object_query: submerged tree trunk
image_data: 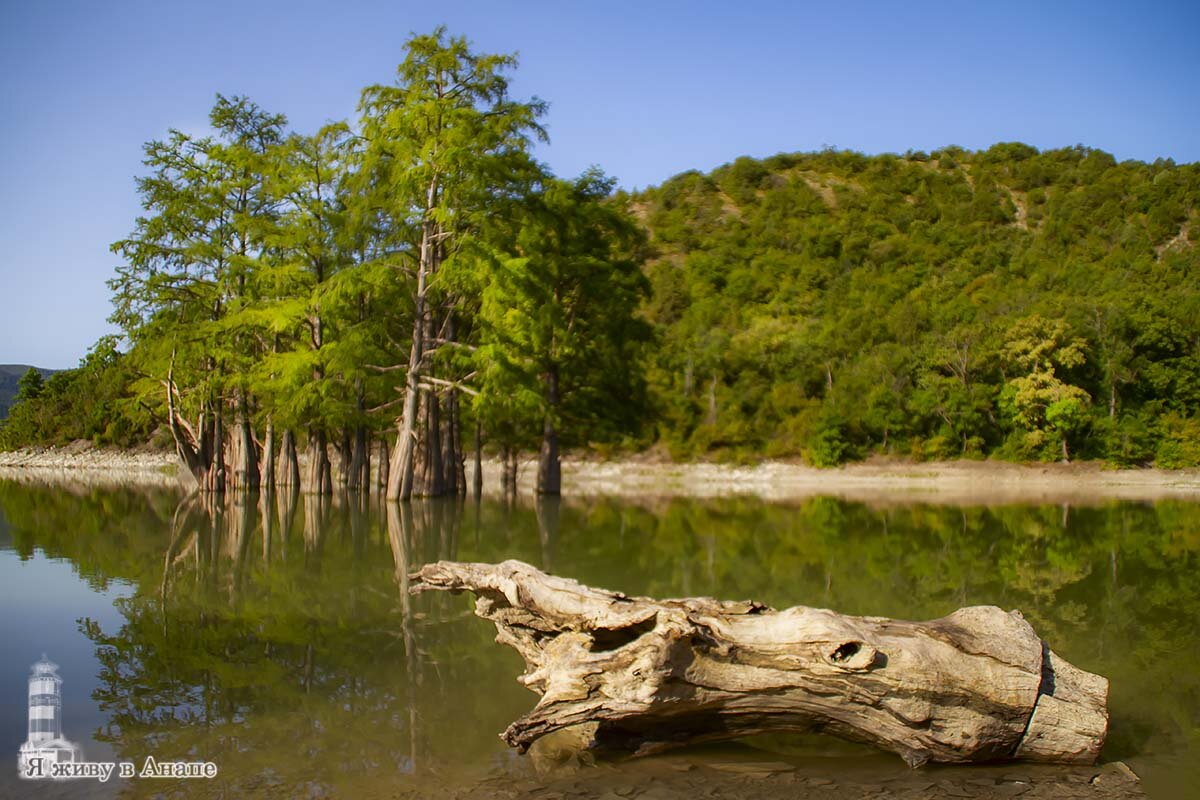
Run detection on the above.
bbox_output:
[349,425,369,490]
[305,430,332,495]
[377,437,390,492]
[336,428,352,489]
[278,429,300,489]
[388,177,440,501]
[417,392,444,497]
[261,419,276,493]
[412,560,1109,767]
[537,368,561,495]
[230,390,260,492]
[473,422,483,499]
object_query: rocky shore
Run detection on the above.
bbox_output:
[3,446,1200,503]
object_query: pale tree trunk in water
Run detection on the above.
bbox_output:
[305,430,332,495]
[231,390,260,491]
[423,392,444,497]
[336,429,352,489]
[413,561,1109,766]
[205,409,226,494]
[473,422,483,499]
[388,177,439,501]
[442,389,461,495]
[349,425,369,490]
[261,420,276,493]
[377,437,390,492]
[537,368,561,495]
[278,430,300,489]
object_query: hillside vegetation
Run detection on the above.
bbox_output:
[0,365,55,419]
[3,137,1198,468]
[634,143,1200,466]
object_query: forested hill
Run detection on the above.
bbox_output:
[2,142,1199,469]
[632,144,1200,465]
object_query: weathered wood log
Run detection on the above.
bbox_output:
[411,560,1108,767]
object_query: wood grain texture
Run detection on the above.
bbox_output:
[412,559,1108,766]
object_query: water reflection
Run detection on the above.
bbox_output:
[0,482,1196,798]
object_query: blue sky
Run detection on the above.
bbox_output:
[1,0,1197,367]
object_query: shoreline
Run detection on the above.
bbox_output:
[3,447,1200,503]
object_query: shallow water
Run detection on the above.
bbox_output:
[0,481,1194,798]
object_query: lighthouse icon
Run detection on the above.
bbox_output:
[17,655,81,777]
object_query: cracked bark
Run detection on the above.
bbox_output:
[411,560,1107,766]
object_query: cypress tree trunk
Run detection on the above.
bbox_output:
[423,393,444,497]
[473,422,483,499]
[443,388,466,495]
[349,425,369,491]
[388,177,439,501]
[261,419,276,493]
[336,428,353,489]
[537,368,561,495]
[305,429,332,495]
[232,390,260,491]
[278,430,301,489]
[377,437,390,492]
[205,408,226,494]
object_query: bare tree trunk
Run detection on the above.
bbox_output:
[205,408,226,494]
[388,177,440,501]
[261,419,276,493]
[305,429,332,495]
[336,428,352,489]
[473,422,483,499]
[442,389,460,495]
[349,425,369,491]
[377,437,390,492]
[413,561,1109,767]
[231,390,260,491]
[278,430,300,489]
[537,368,561,495]
[418,392,444,497]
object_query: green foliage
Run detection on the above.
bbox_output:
[636,145,1200,466]
[13,46,1200,474]
[0,337,155,450]
[15,368,44,403]
[475,170,651,450]
[1156,413,1200,469]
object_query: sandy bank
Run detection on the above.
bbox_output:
[3,447,1200,504]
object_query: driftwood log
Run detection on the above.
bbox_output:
[412,560,1108,767]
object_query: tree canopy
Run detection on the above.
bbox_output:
[3,36,1199,474]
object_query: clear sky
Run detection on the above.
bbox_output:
[1,0,1197,368]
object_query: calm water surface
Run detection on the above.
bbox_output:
[0,481,1196,799]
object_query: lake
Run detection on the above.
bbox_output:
[0,480,1195,798]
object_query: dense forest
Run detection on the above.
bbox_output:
[3,29,1199,483]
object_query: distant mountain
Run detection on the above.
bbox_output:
[0,365,57,419]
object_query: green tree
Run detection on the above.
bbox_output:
[355,27,546,500]
[476,170,650,493]
[1002,315,1091,461]
[15,368,44,403]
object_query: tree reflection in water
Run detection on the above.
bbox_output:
[0,481,1195,798]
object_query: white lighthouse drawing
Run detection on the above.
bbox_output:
[17,655,81,776]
